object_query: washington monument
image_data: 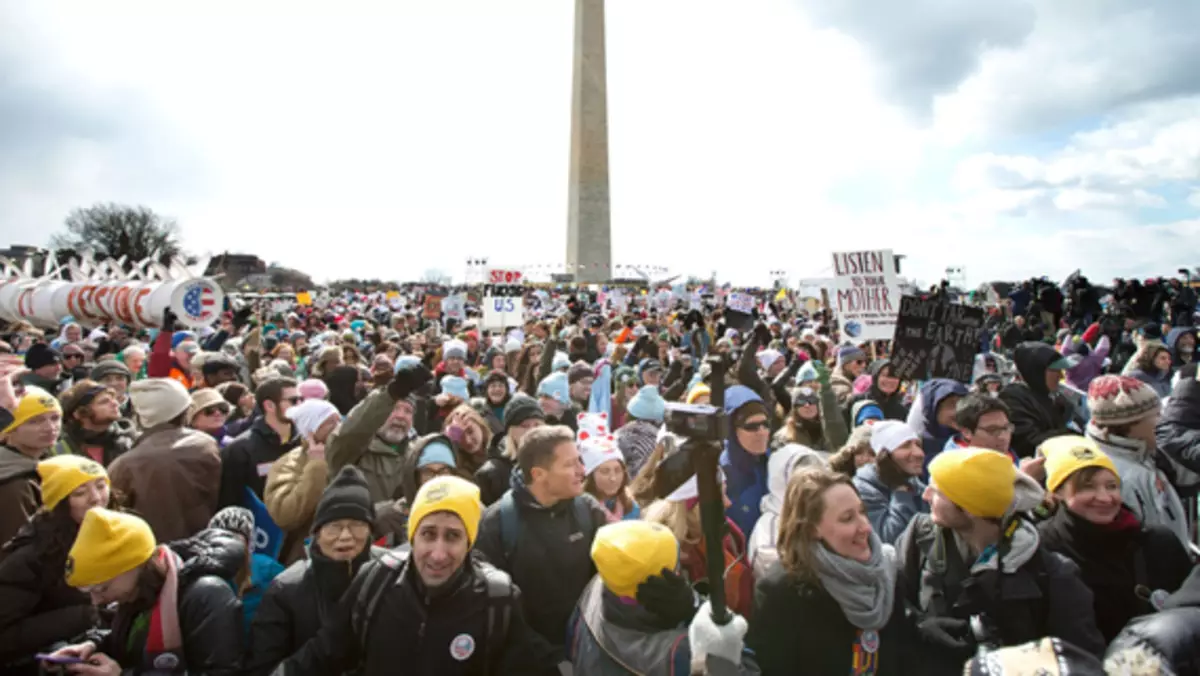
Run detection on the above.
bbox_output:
[565,0,612,283]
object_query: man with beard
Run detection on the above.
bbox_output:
[54,379,137,467]
[328,362,433,504]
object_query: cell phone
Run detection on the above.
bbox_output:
[36,654,85,665]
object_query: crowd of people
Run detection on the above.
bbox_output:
[0,272,1198,675]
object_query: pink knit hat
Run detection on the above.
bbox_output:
[1087,375,1160,427]
[298,378,329,401]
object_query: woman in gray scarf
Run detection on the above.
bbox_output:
[746,467,913,675]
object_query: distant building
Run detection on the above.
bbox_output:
[0,245,51,273]
[205,253,268,287]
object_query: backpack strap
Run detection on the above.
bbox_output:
[352,549,408,652]
[572,496,595,541]
[497,491,519,562]
[480,562,514,675]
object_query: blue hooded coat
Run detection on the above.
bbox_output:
[720,385,769,538]
[913,378,968,474]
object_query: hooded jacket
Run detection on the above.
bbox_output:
[720,386,769,539]
[90,529,245,675]
[998,343,1073,458]
[0,445,42,546]
[245,545,389,676]
[846,359,909,423]
[1165,326,1197,369]
[474,470,610,654]
[748,445,827,579]
[1037,505,1192,643]
[908,378,968,473]
[895,474,1105,674]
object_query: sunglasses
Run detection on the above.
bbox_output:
[284,396,303,405]
[63,353,84,361]
[738,421,770,432]
[200,406,228,417]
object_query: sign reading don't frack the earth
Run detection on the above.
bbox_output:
[890,295,984,383]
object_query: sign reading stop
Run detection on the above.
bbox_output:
[487,269,524,285]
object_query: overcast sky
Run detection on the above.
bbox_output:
[3,0,1199,287]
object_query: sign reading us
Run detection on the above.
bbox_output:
[483,295,524,329]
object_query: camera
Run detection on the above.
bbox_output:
[664,403,726,443]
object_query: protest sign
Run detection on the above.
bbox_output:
[441,294,465,321]
[295,292,312,306]
[832,249,900,342]
[890,295,985,383]
[487,269,524,285]
[422,294,444,320]
[483,295,525,329]
[727,292,755,314]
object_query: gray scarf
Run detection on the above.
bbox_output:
[810,530,896,630]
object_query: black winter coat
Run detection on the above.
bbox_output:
[91,529,245,675]
[1107,565,1200,675]
[1037,505,1192,643]
[846,359,909,423]
[473,436,514,507]
[246,545,389,676]
[746,561,911,676]
[218,418,302,510]
[55,419,137,467]
[0,518,95,672]
[474,475,609,655]
[272,552,559,676]
[998,342,1074,458]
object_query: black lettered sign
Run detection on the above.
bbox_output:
[890,295,984,383]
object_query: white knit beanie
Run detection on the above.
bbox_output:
[130,378,192,428]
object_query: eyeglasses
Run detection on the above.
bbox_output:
[978,424,1015,436]
[319,521,370,538]
[738,421,770,432]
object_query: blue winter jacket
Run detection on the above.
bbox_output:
[916,378,969,475]
[720,386,769,538]
[852,463,927,545]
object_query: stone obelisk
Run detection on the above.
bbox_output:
[565,0,612,284]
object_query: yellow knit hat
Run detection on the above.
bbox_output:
[37,455,109,511]
[591,520,679,598]
[928,448,1016,519]
[1039,435,1119,494]
[686,384,712,405]
[406,476,483,546]
[2,387,62,435]
[65,508,156,588]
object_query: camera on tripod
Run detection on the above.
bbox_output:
[665,403,726,443]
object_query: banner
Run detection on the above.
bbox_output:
[831,249,900,342]
[422,294,444,320]
[483,295,525,329]
[487,269,524,285]
[244,487,284,560]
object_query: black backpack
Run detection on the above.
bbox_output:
[350,548,514,671]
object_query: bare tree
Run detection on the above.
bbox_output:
[421,268,452,285]
[50,203,185,269]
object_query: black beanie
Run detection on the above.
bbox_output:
[25,343,60,371]
[313,466,375,532]
[504,393,545,430]
[485,370,510,388]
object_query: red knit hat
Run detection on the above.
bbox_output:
[1086,375,1160,427]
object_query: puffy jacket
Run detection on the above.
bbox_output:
[721,386,769,539]
[0,445,42,546]
[270,551,560,676]
[1107,564,1200,675]
[88,529,245,675]
[218,417,301,510]
[474,472,609,654]
[1037,504,1192,643]
[852,463,927,545]
[245,545,388,676]
[1156,363,1200,495]
[326,389,412,504]
[0,517,95,670]
[998,342,1074,458]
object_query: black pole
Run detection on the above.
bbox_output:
[697,355,730,625]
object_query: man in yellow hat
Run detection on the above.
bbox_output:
[269,476,560,676]
[0,386,64,543]
[894,448,1104,672]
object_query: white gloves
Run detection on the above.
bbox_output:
[688,601,748,666]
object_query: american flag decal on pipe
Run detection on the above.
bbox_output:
[181,282,217,322]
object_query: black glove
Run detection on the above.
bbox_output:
[636,568,696,627]
[917,616,975,652]
[162,308,178,332]
[389,362,433,401]
[231,306,254,331]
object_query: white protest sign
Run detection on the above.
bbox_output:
[483,295,525,329]
[689,292,702,311]
[727,292,755,314]
[609,289,628,313]
[441,294,465,321]
[487,269,524,285]
[831,249,900,342]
